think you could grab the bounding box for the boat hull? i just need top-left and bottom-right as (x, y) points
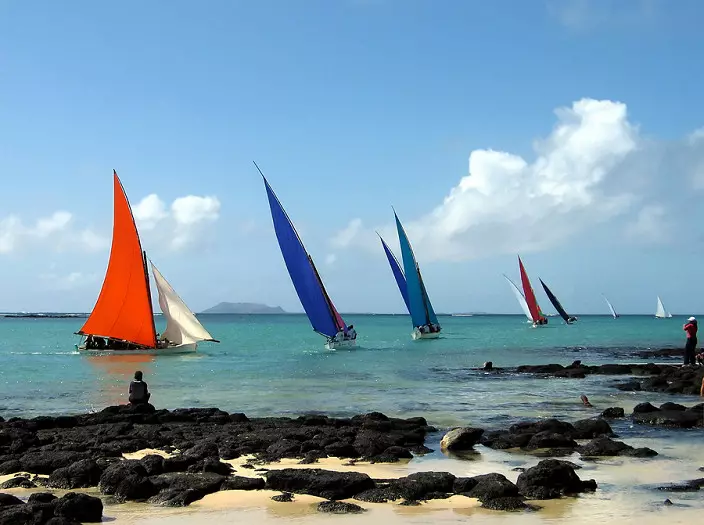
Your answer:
(325, 339), (357, 350)
(412, 329), (441, 340)
(77, 343), (198, 355)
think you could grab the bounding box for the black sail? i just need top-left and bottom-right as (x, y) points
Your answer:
(540, 279), (571, 323)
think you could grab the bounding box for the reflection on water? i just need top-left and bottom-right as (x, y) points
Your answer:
(86, 354), (155, 408)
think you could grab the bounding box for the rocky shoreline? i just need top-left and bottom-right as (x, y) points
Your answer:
(1, 402), (703, 523)
(485, 361), (704, 396)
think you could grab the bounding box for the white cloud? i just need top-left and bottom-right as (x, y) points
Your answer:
(325, 253), (337, 265)
(687, 127), (704, 145)
(625, 204), (669, 243)
(172, 196), (220, 225)
(0, 211), (104, 254)
(331, 218), (363, 249)
(133, 194), (168, 230)
(332, 98), (641, 262)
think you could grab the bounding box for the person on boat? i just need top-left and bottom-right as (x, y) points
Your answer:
(94, 337), (106, 350)
(419, 325), (429, 334)
(128, 371), (151, 405)
(346, 325), (357, 340)
(85, 335), (96, 349)
(567, 316), (578, 323)
(683, 317), (698, 366)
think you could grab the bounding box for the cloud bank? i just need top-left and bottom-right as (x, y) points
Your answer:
(330, 98), (702, 262)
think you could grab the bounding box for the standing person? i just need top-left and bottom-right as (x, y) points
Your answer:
(683, 317), (698, 366)
(128, 371), (151, 405)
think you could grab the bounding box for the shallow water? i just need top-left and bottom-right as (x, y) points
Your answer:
(0, 314), (693, 422)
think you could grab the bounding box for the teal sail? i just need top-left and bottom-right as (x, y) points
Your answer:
(394, 212), (438, 328)
(261, 172), (344, 339)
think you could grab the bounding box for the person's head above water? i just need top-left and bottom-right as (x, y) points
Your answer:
(689, 317), (697, 322)
(348, 325), (354, 329)
(134, 371), (143, 381)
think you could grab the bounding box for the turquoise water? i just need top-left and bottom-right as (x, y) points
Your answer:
(0, 314), (694, 426)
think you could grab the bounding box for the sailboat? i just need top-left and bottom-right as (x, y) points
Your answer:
(393, 212), (441, 340)
(378, 234), (410, 313)
(655, 296), (672, 319)
(259, 164), (354, 350)
(504, 275), (532, 322)
(603, 295), (619, 319)
(77, 171), (218, 354)
(539, 279), (577, 324)
(517, 256), (547, 326)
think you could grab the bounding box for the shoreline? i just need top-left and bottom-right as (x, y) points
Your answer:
(2, 401), (704, 524)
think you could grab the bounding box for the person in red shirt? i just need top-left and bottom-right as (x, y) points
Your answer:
(683, 316), (698, 366)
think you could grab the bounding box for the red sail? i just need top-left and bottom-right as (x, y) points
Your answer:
(78, 171), (157, 347)
(518, 256), (543, 322)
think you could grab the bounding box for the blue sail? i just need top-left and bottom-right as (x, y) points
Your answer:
(394, 213), (432, 328)
(263, 177), (339, 338)
(419, 273), (439, 325)
(378, 234), (410, 313)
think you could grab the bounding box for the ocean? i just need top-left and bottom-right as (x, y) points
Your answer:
(2, 313), (703, 524)
(0, 313), (693, 422)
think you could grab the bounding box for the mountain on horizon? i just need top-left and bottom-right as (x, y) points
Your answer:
(201, 302), (285, 314)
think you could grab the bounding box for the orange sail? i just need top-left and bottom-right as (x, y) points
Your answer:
(78, 171), (156, 348)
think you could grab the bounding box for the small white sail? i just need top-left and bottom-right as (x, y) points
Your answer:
(150, 262), (216, 345)
(602, 295), (618, 319)
(504, 275), (532, 321)
(655, 296), (671, 319)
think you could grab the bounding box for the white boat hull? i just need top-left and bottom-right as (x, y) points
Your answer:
(325, 339), (357, 350)
(77, 343), (198, 355)
(412, 329), (441, 340)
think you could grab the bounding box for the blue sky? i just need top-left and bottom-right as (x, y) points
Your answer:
(1, 0), (704, 315)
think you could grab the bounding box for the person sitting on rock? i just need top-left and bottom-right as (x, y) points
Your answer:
(128, 371), (151, 405)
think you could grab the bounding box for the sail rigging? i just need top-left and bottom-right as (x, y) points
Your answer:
(150, 262), (218, 345)
(655, 296), (672, 318)
(539, 279), (571, 323)
(603, 295), (618, 319)
(394, 212), (438, 328)
(378, 234), (410, 312)
(518, 256), (544, 323)
(261, 171), (345, 338)
(78, 171), (157, 348)
(504, 275), (532, 321)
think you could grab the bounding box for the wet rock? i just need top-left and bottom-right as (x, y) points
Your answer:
(0, 476), (36, 489)
(571, 419), (614, 439)
(633, 403), (660, 414)
(265, 469), (375, 500)
(54, 492), (103, 523)
(462, 473), (520, 502)
(317, 501), (366, 514)
(524, 431), (578, 450)
(481, 496), (531, 511)
(578, 437), (658, 458)
(0, 493), (24, 507)
(0, 460), (21, 475)
(398, 499), (420, 506)
(271, 492), (293, 502)
(370, 446), (413, 463)
(663, 498), (673, 506)
(632, 404), (703, 429)
(19, 451), (89, 475)
(440, 428), (484, 452)
(46, 518), (81, 525)
(615, 381), (642, 392)
(516, 364), (565, 374)
(28, 493), (57, 504)
(149, 472), (226, 505)
(390, 472), (456, 500)
(139, 455), (165, 476)
(221, 476), (266, 491)
(657, 479), (704, 492)
(601, 407), (625, 419)
(186, 457), (233, 476)
(516, 459), (597, 499)
(98, 460), (156, 501)
(183, 441), (220, 461)
(47, 459), (102, 489)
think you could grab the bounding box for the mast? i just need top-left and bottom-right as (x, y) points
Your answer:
(143, 251), (157, 346)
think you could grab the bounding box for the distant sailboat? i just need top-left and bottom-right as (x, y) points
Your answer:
(603, 295), (619, 319)
(655, 296), (672, 319)
(517, 256), (547, 326)
(540, 279), (576, 324)
(504, 274), (532, 322)
(259, 164), (354, 350)
(393, 212), (441, 339)
(378, 234), (410, 313)
(77, 171), (217, 354)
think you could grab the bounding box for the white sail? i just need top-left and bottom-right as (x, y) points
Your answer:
(603, 295), (618, 319)
(150, 262), (216, 345)
(504, 275), (532, 321)
(655, 296), (671, 318)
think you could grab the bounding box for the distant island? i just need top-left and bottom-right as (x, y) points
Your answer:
(1, 313), (88, 319)
(200, 302), (286, 314)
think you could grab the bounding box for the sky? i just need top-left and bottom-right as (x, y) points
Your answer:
(2, 0), (704, 315)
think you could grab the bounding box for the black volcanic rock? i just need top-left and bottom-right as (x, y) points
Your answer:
(516, 460), (596, 499)
(265, 469), (374, 500)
